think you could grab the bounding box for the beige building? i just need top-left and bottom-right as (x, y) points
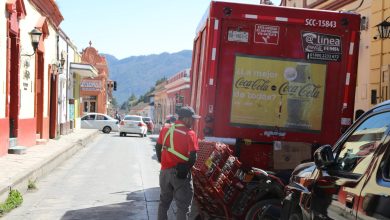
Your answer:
(154, 81), (169, 126)
(283, 0), (390, 116)
(129, 102), (151, 117)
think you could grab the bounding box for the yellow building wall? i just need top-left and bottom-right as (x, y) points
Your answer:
(370, 0), (390, 105)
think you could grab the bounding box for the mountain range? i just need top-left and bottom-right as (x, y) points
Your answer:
(102, 50), (193, 104)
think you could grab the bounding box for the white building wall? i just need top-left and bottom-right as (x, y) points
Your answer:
(43, 26), (57, 118)
(58, 35), (67, 124)
(18, 2), (41, 119)
(67, 46), (75, 122)
(0, 0), (7, 118)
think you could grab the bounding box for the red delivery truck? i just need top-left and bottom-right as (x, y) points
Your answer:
(189, 3), (361, 218)
(190, 1), (361, 171)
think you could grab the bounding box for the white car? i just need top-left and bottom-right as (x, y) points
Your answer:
(81, 113), (119, 133)
(119, 115), (148, 137)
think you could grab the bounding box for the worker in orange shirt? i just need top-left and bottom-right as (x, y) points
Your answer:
(155, 106), (200, 220)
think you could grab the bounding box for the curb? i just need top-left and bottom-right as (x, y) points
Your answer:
(0, 130), (99, 202)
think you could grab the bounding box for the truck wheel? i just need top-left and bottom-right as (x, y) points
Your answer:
(245, 199), (281, 220)
(102, 126), (111, 134)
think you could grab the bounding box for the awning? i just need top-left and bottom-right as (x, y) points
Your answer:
(70, 62), (98, 78)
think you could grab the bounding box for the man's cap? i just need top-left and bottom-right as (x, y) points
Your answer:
(169, 116), (177, 122)
(177, 106), (201, 119)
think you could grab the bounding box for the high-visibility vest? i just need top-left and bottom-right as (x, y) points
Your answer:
(162, 123), (189, 161)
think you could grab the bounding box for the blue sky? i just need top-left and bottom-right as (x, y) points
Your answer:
(57, 0), (281, 59)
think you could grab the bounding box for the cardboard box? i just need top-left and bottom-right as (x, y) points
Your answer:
(273, 141), (312, 170)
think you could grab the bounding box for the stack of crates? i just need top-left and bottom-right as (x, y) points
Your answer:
(192, 141), (245, 219)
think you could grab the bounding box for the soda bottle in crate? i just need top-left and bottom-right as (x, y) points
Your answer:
(231, 159), (242, 174)
(205, 161), (217, 178)
(221, 156), (235, 173)
(223, 184), (236, 203)
(218, 176), (231, 196)
(234, 169), (245, 181)
(210, 166), (222, 182)
(195, 141), (216, 171)
(213, 172), (227, 191)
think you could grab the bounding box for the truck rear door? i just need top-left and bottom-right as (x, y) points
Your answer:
(213, 9), (358, 145)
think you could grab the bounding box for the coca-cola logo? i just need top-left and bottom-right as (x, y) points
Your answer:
(234, 76), (321, 99)
(235, 77), (271, 91)
(278, 82), (321, 98)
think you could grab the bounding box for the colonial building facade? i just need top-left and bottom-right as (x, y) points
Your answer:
(79, 43), (110, 116)
(153, 69), (191, 126)
(165, 68), (191, 114)
(0, 0), (64, 156)
(0, 0), (104, 157)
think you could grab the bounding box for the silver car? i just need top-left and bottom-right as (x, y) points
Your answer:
(81, 113), (119, 133)
(119, 115), (148, 137)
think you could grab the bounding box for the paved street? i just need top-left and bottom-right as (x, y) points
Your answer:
(2, 133), (176, 220)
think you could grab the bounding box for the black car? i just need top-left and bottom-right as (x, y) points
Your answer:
(281, 100), (390, 220)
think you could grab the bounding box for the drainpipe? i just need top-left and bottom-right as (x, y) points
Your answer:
(66, 43), (69, 130)
(56, 34), (60, 136)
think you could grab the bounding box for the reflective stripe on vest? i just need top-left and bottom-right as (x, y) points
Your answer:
(162, 123), (189, 161)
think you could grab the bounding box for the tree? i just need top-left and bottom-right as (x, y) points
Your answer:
(111, 97), (118, 108)
(155, 77), (167, 86)
(129, 93), (137, 102)
(120, 102), (128, 110)
(127, 93), (138, 109)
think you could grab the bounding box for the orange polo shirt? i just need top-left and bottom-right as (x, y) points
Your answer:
(157, 120), (199, 170)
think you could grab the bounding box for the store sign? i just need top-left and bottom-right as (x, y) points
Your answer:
(80, 80), (102, 91)
(230, 55), (327, 132)
(301, 31), (342, 61)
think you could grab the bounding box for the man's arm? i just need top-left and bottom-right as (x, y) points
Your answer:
(188, 151), (197, 167)
(155, 143), (162, 163)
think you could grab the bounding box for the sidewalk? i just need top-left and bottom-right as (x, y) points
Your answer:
(0, 129), (99, 202)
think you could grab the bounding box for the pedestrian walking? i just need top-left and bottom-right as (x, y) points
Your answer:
(115, 111), (121, 121)
(155, 106), (201, 220)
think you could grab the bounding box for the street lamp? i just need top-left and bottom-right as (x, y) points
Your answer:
(21, 28), (42, 56)
(375, 16), (390, 39)
(60, 56), (66, 67)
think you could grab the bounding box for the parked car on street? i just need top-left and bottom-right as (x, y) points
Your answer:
(281, 100), (390, 220)
(142, 117), (154, 133)
(81, 113), (119, 134)
(119, 115), (147, 137)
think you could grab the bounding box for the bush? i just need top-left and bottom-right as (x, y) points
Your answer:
(0, 189), (23, 216)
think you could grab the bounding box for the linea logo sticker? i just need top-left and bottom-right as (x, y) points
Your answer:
(301, 31), (342, 61)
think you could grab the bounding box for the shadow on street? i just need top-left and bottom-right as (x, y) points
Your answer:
(60, 188), (161, 220)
